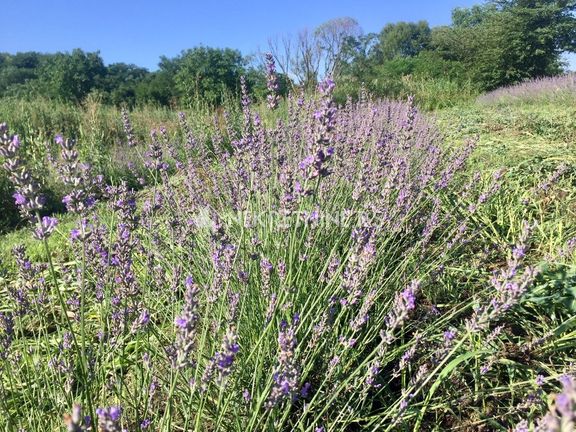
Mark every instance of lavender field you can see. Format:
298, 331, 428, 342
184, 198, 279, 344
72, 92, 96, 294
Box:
0, 68, 575, 431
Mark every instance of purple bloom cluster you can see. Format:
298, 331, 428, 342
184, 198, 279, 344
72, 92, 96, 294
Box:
214, 328, 240, 383
146, 129, 169, 172
175, 276, 200, 369
340, 227, 376, 307
525, 375, 576, 431
267, 322, 301, 408
466, 221, 537, 331
265, 53, 280, 110
0, 312, 14, 360
535, 163, 569, 193
479, 73, 576, 104
299, 78, 336, 181
96, 406, 122, 432
33, 215, 58, 240
121, 108, 137, 147
55, 134, 100, 214
0, 123, 44, 215
381, 280, 419, 345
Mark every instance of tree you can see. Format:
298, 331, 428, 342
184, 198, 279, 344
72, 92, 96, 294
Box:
337, 33, 379, 77
170, 47, 246, 107
268, 17, 362, 91
38, 49, 106, 102
292, 28, 322, 90
431, 0, 576, 90
102, 63, 149, 106
314, 17, 363, 78
0, 52, 45, 96
376, 21, 432, 61
135, 71, 176, 106
451, 4, 498, 28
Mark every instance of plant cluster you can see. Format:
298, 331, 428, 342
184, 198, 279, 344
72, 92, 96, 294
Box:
0, 74, 575, 431
478, 73, 576, 105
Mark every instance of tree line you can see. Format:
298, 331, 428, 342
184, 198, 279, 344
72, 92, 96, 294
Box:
1, 0, 574, 107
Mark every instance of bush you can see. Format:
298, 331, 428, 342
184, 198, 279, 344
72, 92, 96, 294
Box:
0, 83, 574, 431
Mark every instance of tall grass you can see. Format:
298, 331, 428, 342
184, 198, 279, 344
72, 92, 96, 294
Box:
334, 76, 479, 111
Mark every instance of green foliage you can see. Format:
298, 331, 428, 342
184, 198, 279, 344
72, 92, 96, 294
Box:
335, 50, 479, 109
101, 63, 149, 107
433, 0, 576, 90
376, 21, 432, 61
135, 71, 176, 107
451, 4, 498, 28
336, 0, 576, 103
436, 95, 576, 168
0, 52, 45, 96
37, 49, 106, 102
169, 47, 246, 108
0, 173, 20, 233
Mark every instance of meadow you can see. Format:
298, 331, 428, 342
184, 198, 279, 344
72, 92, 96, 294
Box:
0, 71, 575, 432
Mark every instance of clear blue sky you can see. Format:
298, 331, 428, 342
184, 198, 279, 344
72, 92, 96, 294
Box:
4, 0, 486, 71
4, 0, 575, 71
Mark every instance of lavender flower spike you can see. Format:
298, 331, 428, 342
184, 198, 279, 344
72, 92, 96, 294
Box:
265, 52, 280, 110
381, 280, 419, 345
175, 276, 200, 369
533, 375, 576, 431
33, 216, 58, 240
96, 406, 122, 432
215, 327, 240, 383
267, 322, 301, 408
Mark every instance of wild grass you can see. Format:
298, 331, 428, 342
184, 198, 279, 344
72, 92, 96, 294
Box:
435, 97, 576, 169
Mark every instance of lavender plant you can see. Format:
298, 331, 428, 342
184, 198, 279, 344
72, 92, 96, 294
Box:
478, 73, 576, 105
0, 76, 574, 432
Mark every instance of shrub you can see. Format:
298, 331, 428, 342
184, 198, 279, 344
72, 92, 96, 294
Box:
0, 80, 574, 431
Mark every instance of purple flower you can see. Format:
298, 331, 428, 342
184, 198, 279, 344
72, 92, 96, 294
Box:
267, 323, 301, 408
443, 329, 456, 342
300, 382, 311, 398
0, 312, 14, 360
242, 388, 252, 402
131, 309, 150, 333
96, 406, 122, 432
381, 280, 419, 345
174, 276, 200, 369
215, 328, 240, 382
265, 52, 280, 110
33, 216, 58, 240
13, 192, 26, 206
402, 288, 416, 310
513, 420, 529, 432
70, 229, 81, 241
365, 360, 382, 389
